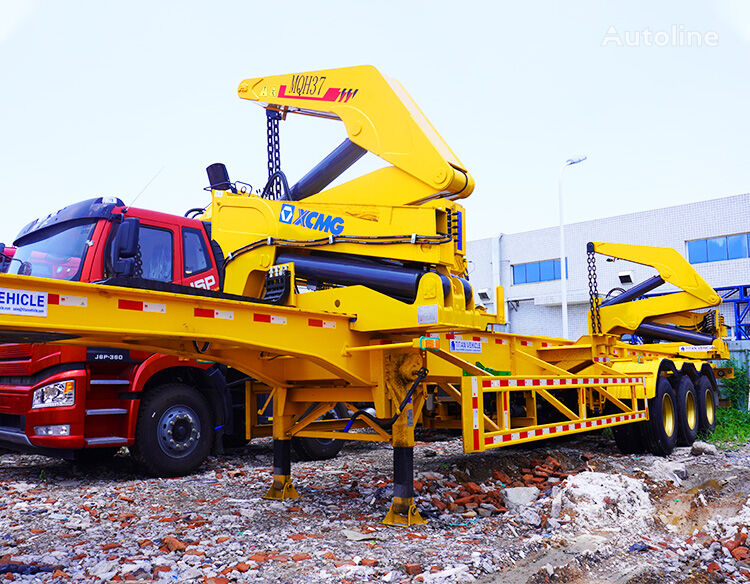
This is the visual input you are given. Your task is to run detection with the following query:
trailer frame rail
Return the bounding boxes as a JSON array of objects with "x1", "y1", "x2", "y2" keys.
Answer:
[{"x1": 461, "y1": 375, "x2": 649, "y2": 453}]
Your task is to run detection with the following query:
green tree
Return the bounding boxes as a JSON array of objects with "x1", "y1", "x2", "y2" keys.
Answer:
[{"x1": 720, "y1": 358, "x2": 750, "y2": 410}]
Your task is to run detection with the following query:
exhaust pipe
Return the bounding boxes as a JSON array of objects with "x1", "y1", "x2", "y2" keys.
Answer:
[{"x1": 206, "y1": 163, "x2": 234, "y2": 192}]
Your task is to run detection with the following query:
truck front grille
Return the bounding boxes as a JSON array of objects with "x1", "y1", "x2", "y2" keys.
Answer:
[{"x1": 0, "y1": 344, "x2": 33, "y2": 360}]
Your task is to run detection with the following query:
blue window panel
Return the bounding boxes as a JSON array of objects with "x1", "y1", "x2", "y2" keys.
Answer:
[
  {"x1": 525, "y1": 262, "x2": 540, "y2": 283},
  {"x1": 728, "y1": 234, "x2": 749, "y2": 260},
  {"x1": 687, "y1": 240, "x2": 707, "y2": 264},
  {"x1": 539, "y1": 260, "x2": 555, "y2": 281},
  {"x1": 706, "y1": 237, "x2": 727, "y2": 262},
  {"x1": 513, "y1": 264, "x2": 526, "y2": 284},
  {"x1": 553, "y1": 258, "x2": 569, "y2": 279}
]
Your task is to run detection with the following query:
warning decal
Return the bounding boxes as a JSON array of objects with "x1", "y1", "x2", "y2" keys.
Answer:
[{"x1": 449, "y1": 339, "x2": 482, "y2": 353}]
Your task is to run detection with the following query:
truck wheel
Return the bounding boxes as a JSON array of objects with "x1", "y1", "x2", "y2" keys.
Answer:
[
  {"x1": 697, "y1": 375, "x2": 718, "y2": 433},
  {"x1": 612, "y1": 422, "x2": 647, "y2": 454},
  {"x1": 675, "y1": 375, "x2": 698, "y2": 446},
  {"x1": 133, "y1": 383, "x2": 214, "y2": 477},
  {"x1": 644, "y1": 376, "x2": 677, "y2": 456},
  {"x1": 292, "y1": 403, "x2": 349, "y2": 461}
]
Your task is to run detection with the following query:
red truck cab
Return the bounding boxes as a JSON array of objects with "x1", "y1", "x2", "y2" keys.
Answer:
[{"x1": 0, "y1": 197, "x2": 231, "y2": 474}]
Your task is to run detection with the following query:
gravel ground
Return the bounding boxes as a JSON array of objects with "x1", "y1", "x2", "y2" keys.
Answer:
[{"x1": 0, "y1": 431, "x2": 749, "y2": 583}]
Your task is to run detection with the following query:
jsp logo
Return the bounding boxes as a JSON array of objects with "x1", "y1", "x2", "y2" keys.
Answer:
[{"x1": 278, "y1": 204, "x2": 344, "y2": 236}]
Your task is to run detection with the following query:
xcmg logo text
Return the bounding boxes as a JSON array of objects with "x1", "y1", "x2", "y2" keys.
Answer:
[{"x1": 279, "y1": 204, "x2": 344, "y2": 236}]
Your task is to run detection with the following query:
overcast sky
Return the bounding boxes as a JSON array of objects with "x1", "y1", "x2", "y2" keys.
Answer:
[{"x1": 1, "y1": 1, "x2": 749, "y2": 245}]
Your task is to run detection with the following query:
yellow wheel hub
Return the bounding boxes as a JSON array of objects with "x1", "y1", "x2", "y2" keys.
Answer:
[
  {"x1": 686, "y1": 390, "x2": 697, "y2": 430},
  {"x1": 662, "y1": 393, "x2": 675, "y2": 436},
  {"x1": 705, "y1": 388, "x2": 715, "y2": 425}
]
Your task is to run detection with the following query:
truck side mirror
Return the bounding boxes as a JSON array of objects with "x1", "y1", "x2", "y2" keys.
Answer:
[{"x1": 111, "y1": 218, "x2": 140, "y2": 277}]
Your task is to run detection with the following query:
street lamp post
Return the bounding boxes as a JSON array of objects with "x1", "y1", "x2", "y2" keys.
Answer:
[{"x1": 558, "y1": 156, "x2": 587, "y2": 339}]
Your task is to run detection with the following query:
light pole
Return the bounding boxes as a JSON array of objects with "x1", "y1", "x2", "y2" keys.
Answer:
[{"x1": 558, "y1": 156, "x2": 587, "y2": 339}]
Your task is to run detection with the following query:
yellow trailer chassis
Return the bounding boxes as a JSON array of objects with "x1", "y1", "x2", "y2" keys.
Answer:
[{"x1": 0, "y1": 66, "x2": 730, "y2": 525}]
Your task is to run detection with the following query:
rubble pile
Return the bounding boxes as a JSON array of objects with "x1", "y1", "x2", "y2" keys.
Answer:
[
  {"x1": 0, "y1": 434, "x2": 747, "y2": 583},
  {"x1": 552, "y1": 471, "x2": 654, "y2": 531}
]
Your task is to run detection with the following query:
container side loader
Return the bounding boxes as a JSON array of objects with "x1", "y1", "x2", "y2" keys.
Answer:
[{"x1": 0, "y1": 66, "x2": 730, "y2": 525}]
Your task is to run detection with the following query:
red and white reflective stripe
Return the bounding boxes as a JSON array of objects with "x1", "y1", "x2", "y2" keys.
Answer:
[
  {"x1": 118, "y1": 299, "x2": 166, "y2": 313},
  {"x1": 495, "y1": 338, "x2": 508, "y2": 345},
  {"x1": 502, "y1": 392, "x2": 509, "y2": 430},
  {"x1": 580, "y1": 387, "x2": 586, "y2": 419},
  {"x1": 482, "y1": 376, "x2": 644, "y2": 388},
  {"x1": 48, "y1": 294, "x2": 87, "y2": 307},
  {"x1": 444, "y1": 333, "x2": 485, "y2": 342},
  {"x1": 253, "y1": 313, "x2": 286, "y2": 325},
  {"x1": 308, "y1": 318, "x2": 336, "y2": 328},
  {"x1": 194, "y1": 308, "x2": 233, "y2": 320},
  {"x1": 483, "y1": 412, "x2": 647, "y2": 445},
  {"x1": 593, "y1": 357, "x2": 611, "y2": 363},
  {"x1": 541, "y1": 342, "x2": 549, "y2": 347},
  {"x1": 519, "y1": 340, "x2": 533, "y2": 346},
  {"x1": 471, "y1": 377, "x2": 480, "y2": 451}
]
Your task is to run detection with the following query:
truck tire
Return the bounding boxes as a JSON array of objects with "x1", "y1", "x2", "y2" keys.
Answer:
[
  {"x1": 697, "y1": 374, "x2": 718, "y2": 433},
  {"x1": 644, "y1": 376, "x2": 677, "y2": 456},
  {"x1": 133, "y1": 383, "x2": 214, "y2": 477},
  {"x1": 292, "y1": 403, "x2": 349, "y2": 461},
  {"x1": 675, "y1": 375, "x2": 698, "y2": 446}
]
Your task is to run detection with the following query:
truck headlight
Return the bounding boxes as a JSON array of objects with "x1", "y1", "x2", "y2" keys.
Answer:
[{"x1": 32, "y1": 380, "x2": 75, "y2": 409}]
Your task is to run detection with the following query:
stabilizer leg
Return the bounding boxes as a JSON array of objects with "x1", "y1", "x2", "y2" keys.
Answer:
[
  {"x1": 384, "y1": 446, "x2": 425, "y2": 526},
  {"x1": 263, "y1": 439, "x2": 299, "y2": 500}
]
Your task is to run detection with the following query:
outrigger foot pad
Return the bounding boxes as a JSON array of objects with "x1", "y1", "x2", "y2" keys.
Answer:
[
  {"x1": 383, "y1": 446, "x2": 425, "y2": 525},
  {"x1": 384, "y1": 496, "x2": 425, "y2": 526},
  {"x1": 263, "y1": 474, "x2": 299, "y2": 500},
  {"x1": 263, "y1": 439, "x2": 299, "y2": 500}
]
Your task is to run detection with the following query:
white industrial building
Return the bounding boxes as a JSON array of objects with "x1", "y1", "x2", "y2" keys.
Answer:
[{"x1": 467, "y1": 193, "x2": 750, "y2": 352}]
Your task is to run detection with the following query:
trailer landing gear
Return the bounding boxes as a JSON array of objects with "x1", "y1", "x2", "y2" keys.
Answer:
[
  {"x1": 383, "y1": 448, "x2": 425, "y2": 526},
  {"x1": 263, "y1": 439, "x2": 299, "y2": 500}
]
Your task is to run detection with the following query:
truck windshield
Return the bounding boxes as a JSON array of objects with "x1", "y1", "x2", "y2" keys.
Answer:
[{"x1": 9, "y1": 221, "x2": 96, "y2": 281}]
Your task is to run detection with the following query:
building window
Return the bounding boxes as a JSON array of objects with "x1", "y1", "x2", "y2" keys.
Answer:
[
  {"x1": 688, "y1": 233, "x2": 750, "y2": 264},
  {"x1": 512, "y1": 259, "x2": 567, "y2": 284}
]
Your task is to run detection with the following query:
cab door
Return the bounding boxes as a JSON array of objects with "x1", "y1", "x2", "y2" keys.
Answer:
[
  {"x1": 137, "y1": 222, "x2": 177, "y2": 284},
  {"x1": 178, "y1": 224, "x2": 221, "y2": 291}
]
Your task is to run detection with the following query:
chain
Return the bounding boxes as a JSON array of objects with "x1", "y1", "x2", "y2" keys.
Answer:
[
  {"x1": 266, "y1": 110, "x2": 282, "y2": 200},
  {"x1": 587, "y1": 249, "x2": 601, "y2": 334}
]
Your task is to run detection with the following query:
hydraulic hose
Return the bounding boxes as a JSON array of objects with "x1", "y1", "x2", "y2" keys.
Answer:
[{"x1": 343, "y1": 367, "x2": 428, "y2": 432}]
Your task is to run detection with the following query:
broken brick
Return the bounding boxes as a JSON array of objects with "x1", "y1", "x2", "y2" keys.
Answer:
[
  {"x1": 405, "y1": 562, "x2": 423, "y2": 575},
  {"x1": 162, "y1": 536, "x2": 187, "y2": 552}
]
